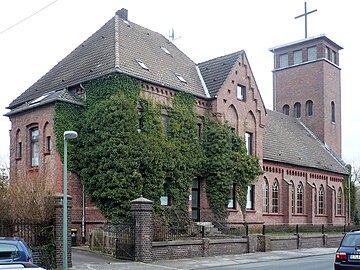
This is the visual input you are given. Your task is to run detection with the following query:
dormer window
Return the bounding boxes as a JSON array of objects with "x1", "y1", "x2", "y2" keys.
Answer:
[
  {"x1": 161, "y1": 46, "x2": 171, "y2": 55},
  {"x1": 136, "y1": 59, "x2": 149, "y2": 70},
  {"x1": 175, "y1": 73, "x2": 186, "y2": 83}
]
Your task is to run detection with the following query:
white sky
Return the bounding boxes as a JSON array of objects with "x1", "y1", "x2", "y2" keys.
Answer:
[{"x1": 0, "y1": 0, "x2": 359, "y2": 165}]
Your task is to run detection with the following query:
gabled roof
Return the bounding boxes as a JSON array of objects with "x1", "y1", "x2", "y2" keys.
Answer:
[
  {"x1": 198, "y1": 51, "x2": 243, "y2": 98},
  {"x1": 8, "y1": 9, "x2": 207, "y2": 110},
  {"x1": 264, "y1": 110, "x2": 348, "y2": 175},
  {"x1": 5, "y1": 89, "x2": 82, "y2": 116}
]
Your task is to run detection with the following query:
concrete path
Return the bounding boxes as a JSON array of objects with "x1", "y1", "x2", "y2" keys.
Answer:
[{"x1": 71, "y1": 246, "x2": 337, "y2": 270}]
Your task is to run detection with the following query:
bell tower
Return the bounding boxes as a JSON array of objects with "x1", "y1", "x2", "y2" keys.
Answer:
[{"x1": 270, "y1": 35, "x2": 343, "y2": 156}]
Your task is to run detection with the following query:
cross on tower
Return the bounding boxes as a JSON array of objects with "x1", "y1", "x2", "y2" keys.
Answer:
[{"x1": 294, "y1": 2, "x2": 317, "y2": 38}]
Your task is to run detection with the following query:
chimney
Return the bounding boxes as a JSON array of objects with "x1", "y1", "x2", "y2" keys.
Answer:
[{"x1": 116, "y1": 8, "x2": 128, "y2": 21}]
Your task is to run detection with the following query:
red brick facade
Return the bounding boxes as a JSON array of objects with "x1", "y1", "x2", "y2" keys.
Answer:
[
  {"x1": 272, "y1": 36, "x2": 343, "y2": 157},
  {"x1": 7, "y1": 34, "x2": 347, "y2": 241}
]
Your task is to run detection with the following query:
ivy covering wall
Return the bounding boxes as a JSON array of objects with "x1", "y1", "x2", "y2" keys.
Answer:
[{"x1": 54, "y1": 73, "x2": 261, "y2": 223}]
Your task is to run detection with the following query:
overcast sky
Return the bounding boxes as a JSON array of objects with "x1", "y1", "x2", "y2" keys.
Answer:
[{"x1": 0, "y1": 0, "x2": 359, "y2": 165}]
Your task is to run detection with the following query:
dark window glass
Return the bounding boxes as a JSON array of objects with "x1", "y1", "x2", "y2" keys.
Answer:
[
  {"x1": 306, "y1": 100, "x2": 313, "y2": 116},
  {"x1": 283, "y1": 104, "x2": 290, "y2": 115},
  {"x1": 294, "y1": 102, "x2": 301, "y2": 118},
  {"x1": 272, "y1": 180, "x2": 279, "y2": 213}
]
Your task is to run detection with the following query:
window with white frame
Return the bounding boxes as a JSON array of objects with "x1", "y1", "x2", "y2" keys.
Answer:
[
  {"x1": 272, "y1": 180, "x2": 279, "y2": 213},
  {"x1": 279, "y1": 53, "x2": 288, "y2": 68},
  {"x1": 307, "y1": 46, "x2": 317, "y2": 61},
  {"x1": 236, "y1": 84, "x2": 246, "y2": 100},
  {"x1": 318, "y1": 185, "x2": 325, "y2": 214},
  {"x1": 263, "y1": 178, "x2": 269, "y2": 212},
  {"x1": 246, "y1": 185, "x2": 255, "y2": 210},
  {"x1": 337, "y1": 187, "x2": 343, "y2": 215},
  {"x1": 245, "y1": 132, "x2": 253, "y2": 155},
  {"x1": 30, "y1": 127, "x2": 39, "y2": 167},
  {"x1": 297, "y1": 182, "x2": 303, "y2": 214},
  {"x1": 294, "y1": 50, "x2": 302, "y2": 65},
  {"x1": 291, "y1": 182, "x2": 295, "y2": 214}
]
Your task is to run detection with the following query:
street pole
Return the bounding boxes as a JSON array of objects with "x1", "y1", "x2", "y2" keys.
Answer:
[
  {"x1": 348, "y1": 171, "x2": 351, "y2": 225},
  {"x1": 63, "y1": 131, "x2": 78, "y2": 269}
]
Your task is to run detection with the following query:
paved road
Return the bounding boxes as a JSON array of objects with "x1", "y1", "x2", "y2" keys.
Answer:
[
  {"x1": 206, "y1": 254, "x2": 334, "y2": 270},
  {"x1": 71, "y1": 247, "x2": 337, "y2": 270}
]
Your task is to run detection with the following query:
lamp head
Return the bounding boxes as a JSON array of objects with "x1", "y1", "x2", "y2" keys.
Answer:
[{"x1": 64, "y1": 131, "x2": 78, "y2": 140}]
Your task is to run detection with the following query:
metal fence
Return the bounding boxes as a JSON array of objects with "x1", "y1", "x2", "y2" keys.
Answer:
[
  {"x1": 90, "y1": 222, "x2": 135, "y2": 260},
  {"x1": 0, "y1": 219, "x2": 53, "y2": 245},
  {"x1": 0, "y1": 219, "x2": 55, "y2": 269},
  {"x1": 153, "y1": 222, "x2": 353, "y2": 241}
]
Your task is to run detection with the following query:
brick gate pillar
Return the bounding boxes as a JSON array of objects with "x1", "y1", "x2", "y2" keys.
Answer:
[
  {"x1": 54, "y1": 193, "x2": 72, "y2": 268},
  {"x1": 131, "y1": 196, "x2": 153, "y2": 262}
]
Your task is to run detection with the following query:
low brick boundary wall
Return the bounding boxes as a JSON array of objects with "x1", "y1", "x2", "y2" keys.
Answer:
[
  {"x1": 258, "y1": 234, "x2": 343, "y2": 252},
  {"x1": 152, "y1": 238, "x2": 249, "y2": 260}
]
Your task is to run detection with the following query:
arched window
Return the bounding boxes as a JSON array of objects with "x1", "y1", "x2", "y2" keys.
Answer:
[
  {"x1": 306, "y1": 100, "x2": 313, "y2": 116},
  {"x1": 297, "y1": 182, "x2": 303, "y2": 214},
  {"x1": 318, "y1": 185, "x2": 325, "y2": 215},
  {"x1": 272, "y1": 180, "x2": 279, "y2": 213},
  {"x1": 294, "y1": 102, "x2": 301, "y2": 118},
  {"x1": 43, "y1": 122, "x2": 51, "y2": 154},
  {"x1": 314, "y1": 185, "x2": 317, "y2": 215},
  {"x1": 337, "y1": 187, "x2": 343, "y2": 215},
  {"x1": 283, "y1": 104, "x2": 290, "y2": 115},
  {"x1": 263, "y1": 178, "x2": 269, "y2": 212},
  {"x1": 331, "y1": 101, "x2": 336, "y2": 123},
  {"x1": 291, "y1": 181, "x2": 295, "y2": 214},
  {"x1": 16, "y1": 129, "x2": 22, "y2": 159},
  {"x1": 30, "y1": 127, "x2": 39, "y2": 167}
]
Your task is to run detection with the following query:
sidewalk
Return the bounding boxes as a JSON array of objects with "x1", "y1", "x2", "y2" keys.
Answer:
[{"x1": 71, "y1": 246, "x2": 337, "y2": 270}]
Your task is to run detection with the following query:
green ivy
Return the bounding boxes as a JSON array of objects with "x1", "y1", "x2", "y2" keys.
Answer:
[
  {"x1": 163, "y1": 92, "x2": 202, "y2": 224},
  {"x1": 344, "y1": 165, "x2": 359, "y2": 225},
  {"x1": 54, "y1": 73, "x2": 262, "y2": 223},
  {"x1": 54, "y1": 102, "x2": 83, "y2": 172},
  {"x1": 201, "y1": 117, "x2": 262, "y2": 221}
]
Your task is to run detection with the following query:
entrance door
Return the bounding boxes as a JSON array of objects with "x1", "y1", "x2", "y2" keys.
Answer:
[{"x1": 192, "y1": 179, "x2": 200, "y2": 221}]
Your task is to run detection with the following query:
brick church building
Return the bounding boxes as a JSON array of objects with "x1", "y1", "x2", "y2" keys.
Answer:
[{"x1": 5, "y1": 9, "x2": 348, "y2": 242}]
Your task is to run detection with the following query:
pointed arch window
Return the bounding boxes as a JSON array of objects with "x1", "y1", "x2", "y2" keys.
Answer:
[
  {"x1": 297, "y1": 182, "x2": 303, "y2": 214},
  {"x1": 30, "y1": 127, "x2": 39, "y2": 167},
  {"x1": 314, "y1": 185, "x2": 317, "y2": 215},
  {"x1": 283, "y1": 104, "x2": 290, "y2": 116},
  {"x1": 294, "y1": 102, "x2": 301, "y2": 118},
  {"x1": 263, "y1": 178, "x2": 269, "y2": 213},
  {"x1": 337, "y1": 187, "x2": 343, "y2": 215},
  {"x1": 306, "y1": 100, "x2": 313, "y2": 116},
  {"x1": 291, "y1": 182, "x2": 295, "y2": 214},
  {"x1": 272, "y1": 180, "x2": 279, "y2": 213},
  {"x1": 318, "y1": 185, "x2": 325, "y2": 215},
  {"x1": 16, "y1": 129, "x2": 22, "y2": 159},
  {"x1": 331, "y1": 101, "x2": 336, "y2": 123}
]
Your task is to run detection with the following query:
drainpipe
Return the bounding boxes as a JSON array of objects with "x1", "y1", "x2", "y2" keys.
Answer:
[
  {"x1": 82, "y1": 184, "x2": 86, "y2": 244},
  {"x1": 348, "y1": 171, "x2": 351, "y2": 225},
  {"x1": 272, "y1": 48, "x2": 277, "y2": 111}
]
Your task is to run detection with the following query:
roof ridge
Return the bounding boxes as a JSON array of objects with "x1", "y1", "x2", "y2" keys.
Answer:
[
  {"x1": 297, "y1": 119, "x2": 348, "y2": 171},
  {"x1": 114, "y1": 13, "x2": 121, "y2": 69},
  {"x1": 198, "y1": 50, "x2": 244, "y2": 65}
]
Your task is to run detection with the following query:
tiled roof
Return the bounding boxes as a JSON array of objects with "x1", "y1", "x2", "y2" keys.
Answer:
[
  {"x1": 198, "y1": 51, "x2": 243, "y2": 97},
  {"x1": 264, "y1": 110, "x2": 348, "y2": 175},
  {"x1": 8, "y1": 10, "x2": 207, "y2": 110},
  {"x1": 5, "y1": 89, "x2": 82, "y2": 116}
]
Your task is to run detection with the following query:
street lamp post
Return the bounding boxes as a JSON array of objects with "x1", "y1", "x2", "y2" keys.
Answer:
[{"x1": 63, "y1": 131, "x2": 78, "y2": 270}]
